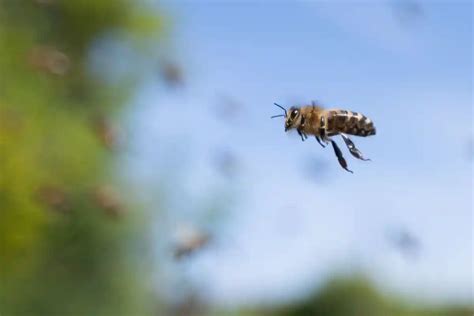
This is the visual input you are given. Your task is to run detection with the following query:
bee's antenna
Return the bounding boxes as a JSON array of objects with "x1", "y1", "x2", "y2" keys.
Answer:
[
  {"x1": 273, "y1": 103, "x2": 287, "y2": 116},
  {"x1": 271, "y1": 114, "x2": 285, "y2": 119}
]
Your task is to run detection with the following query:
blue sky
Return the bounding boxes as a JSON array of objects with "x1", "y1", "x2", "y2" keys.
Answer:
[{"x1": 124, "y1": 1, "x2": 472, "y2": 307}]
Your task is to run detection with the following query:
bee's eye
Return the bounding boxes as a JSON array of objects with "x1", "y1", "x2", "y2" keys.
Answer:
[{"x1": 290, "y1": 110, "x2": 298, "y2": 119}]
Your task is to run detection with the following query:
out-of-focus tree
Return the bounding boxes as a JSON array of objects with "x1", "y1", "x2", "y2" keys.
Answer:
[
  {"x1": 270, "y1": 276, "x2": 473, "y2": 316},
  {"x1": 0, "y1": 1, "x2": 164, "y2": 315},
  {"x1": 218, "y1": 276, "x2": 472, "y2": 316}
]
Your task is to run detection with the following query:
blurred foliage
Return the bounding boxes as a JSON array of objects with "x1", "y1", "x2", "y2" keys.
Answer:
[
  {"x1": 0, "y1": 0, "x2": 163, "y2": 315},
  {"x1": 267, "y1": 276, "x2": 473, "y2": 316},
  {"x1": 208, "y1": 274, "x2": 474, "y2": 316},
  {"x1": 218, "y1": 276, "x2": 472, "y2": 316}
]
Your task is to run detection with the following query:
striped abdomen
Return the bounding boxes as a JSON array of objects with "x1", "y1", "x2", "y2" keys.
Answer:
[{"x1": 326, "y1": 110, "x2": 376, "y2": 137}]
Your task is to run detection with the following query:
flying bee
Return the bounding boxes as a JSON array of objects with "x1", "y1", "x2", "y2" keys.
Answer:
[{"x1": 272, "y1": 101, "x2": 376, "y2": 173}]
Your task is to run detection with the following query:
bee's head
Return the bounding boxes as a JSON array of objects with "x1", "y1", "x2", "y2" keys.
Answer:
[
  {"x1": 284, "y1": 107, "x2": 301, "y2": 132},
  {"x1": 271, "y1": 103, "x2": 301, "y2": 132}
]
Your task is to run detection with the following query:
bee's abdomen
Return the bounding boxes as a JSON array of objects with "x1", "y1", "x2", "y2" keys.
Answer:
[{"x1": 327, "y1": 110, "x2": 376, "y2": 137}]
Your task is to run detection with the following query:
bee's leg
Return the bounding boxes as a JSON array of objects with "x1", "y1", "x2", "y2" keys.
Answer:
[
  {"x1": 319, "y1": 128, "x2": 330, "y2": 146},
  {"x1": 331, "y1": 140, "x2": 353, "y2": 173},
  {"x1": 297, "y1": 129, "x2": 305, "y2": 142},
  {"x1": 298, "y1": 116, "x2": 308, "y2": 142},
  {"x1": 315, "y1": 136, "x2": 326, "y2": 148},
  {"x1": 340, "y1": 134, "x2": 371, "y2": 161}
]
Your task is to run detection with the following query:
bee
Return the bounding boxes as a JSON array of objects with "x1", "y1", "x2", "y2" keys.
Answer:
[
  {"x1": 172, "y1": 224, "x2": 211, "y2": 260},
  {"x1": 272, "y1": 101, "x2": 376, "y2": 173}
]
